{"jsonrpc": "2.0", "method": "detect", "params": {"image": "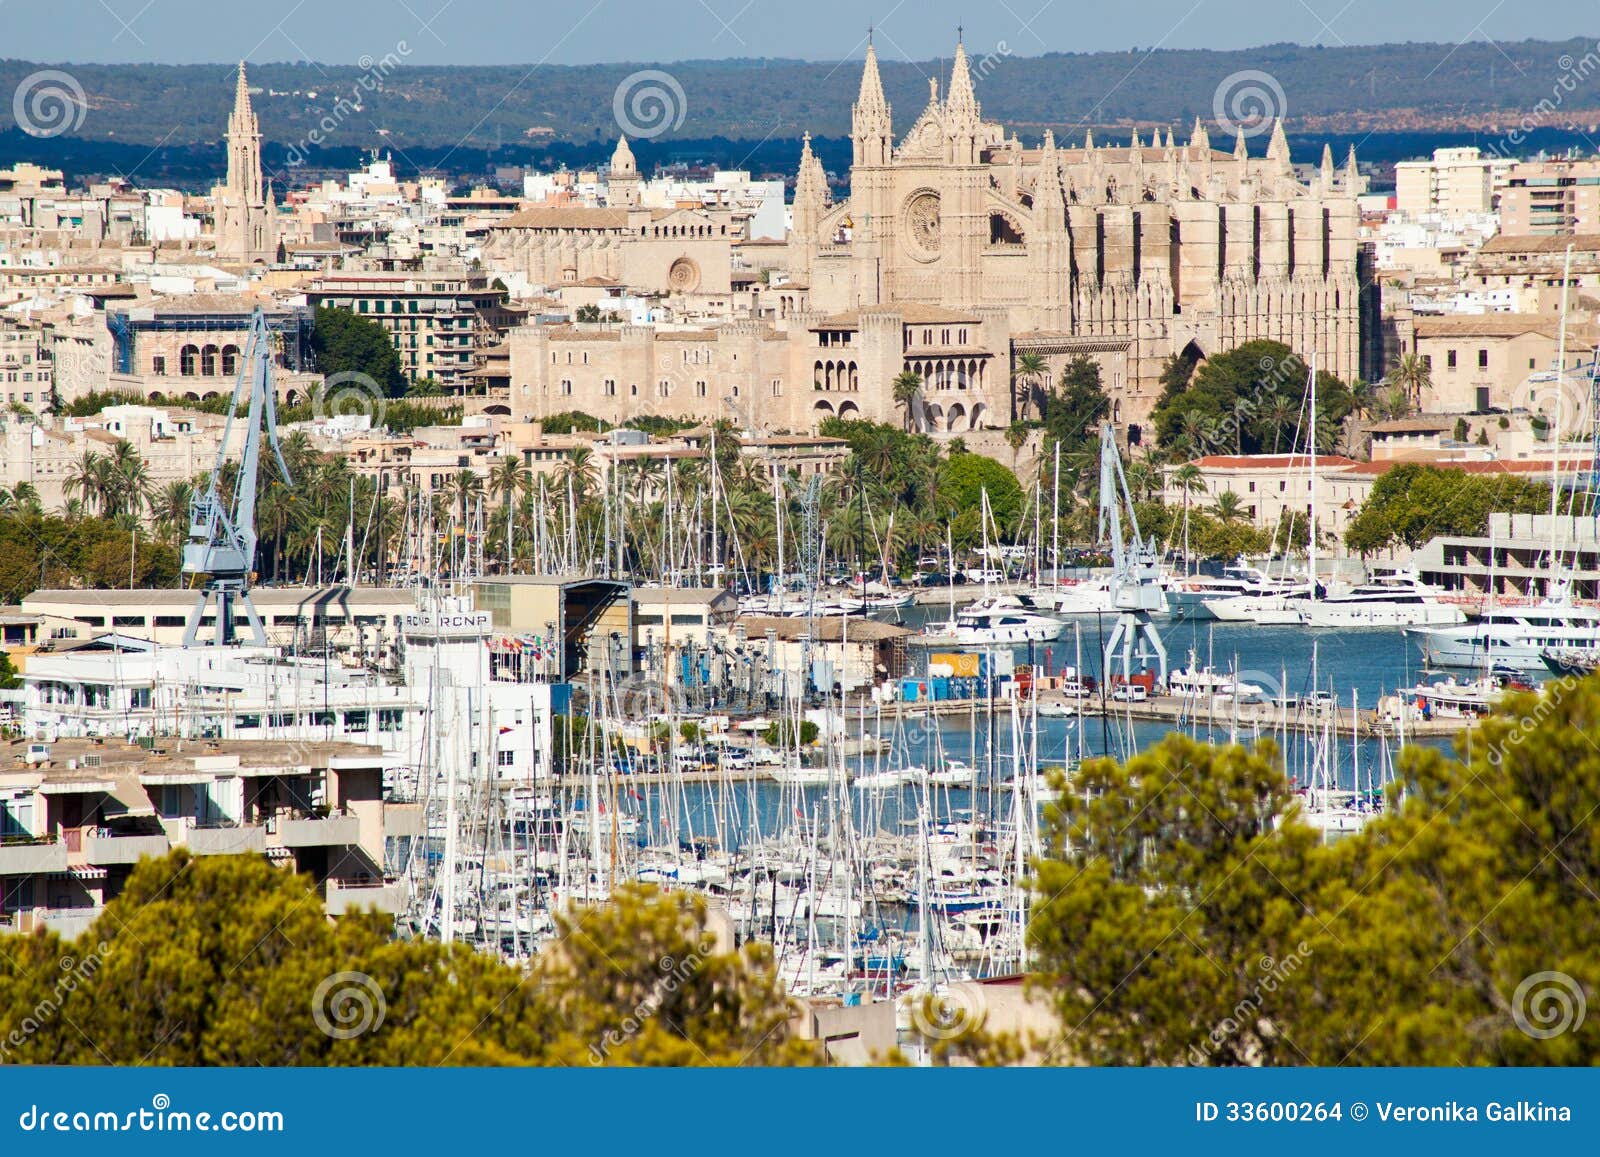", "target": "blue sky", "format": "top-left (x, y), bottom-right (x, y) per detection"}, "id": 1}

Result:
top-left (5, 0), bottom-right (1596, 65)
